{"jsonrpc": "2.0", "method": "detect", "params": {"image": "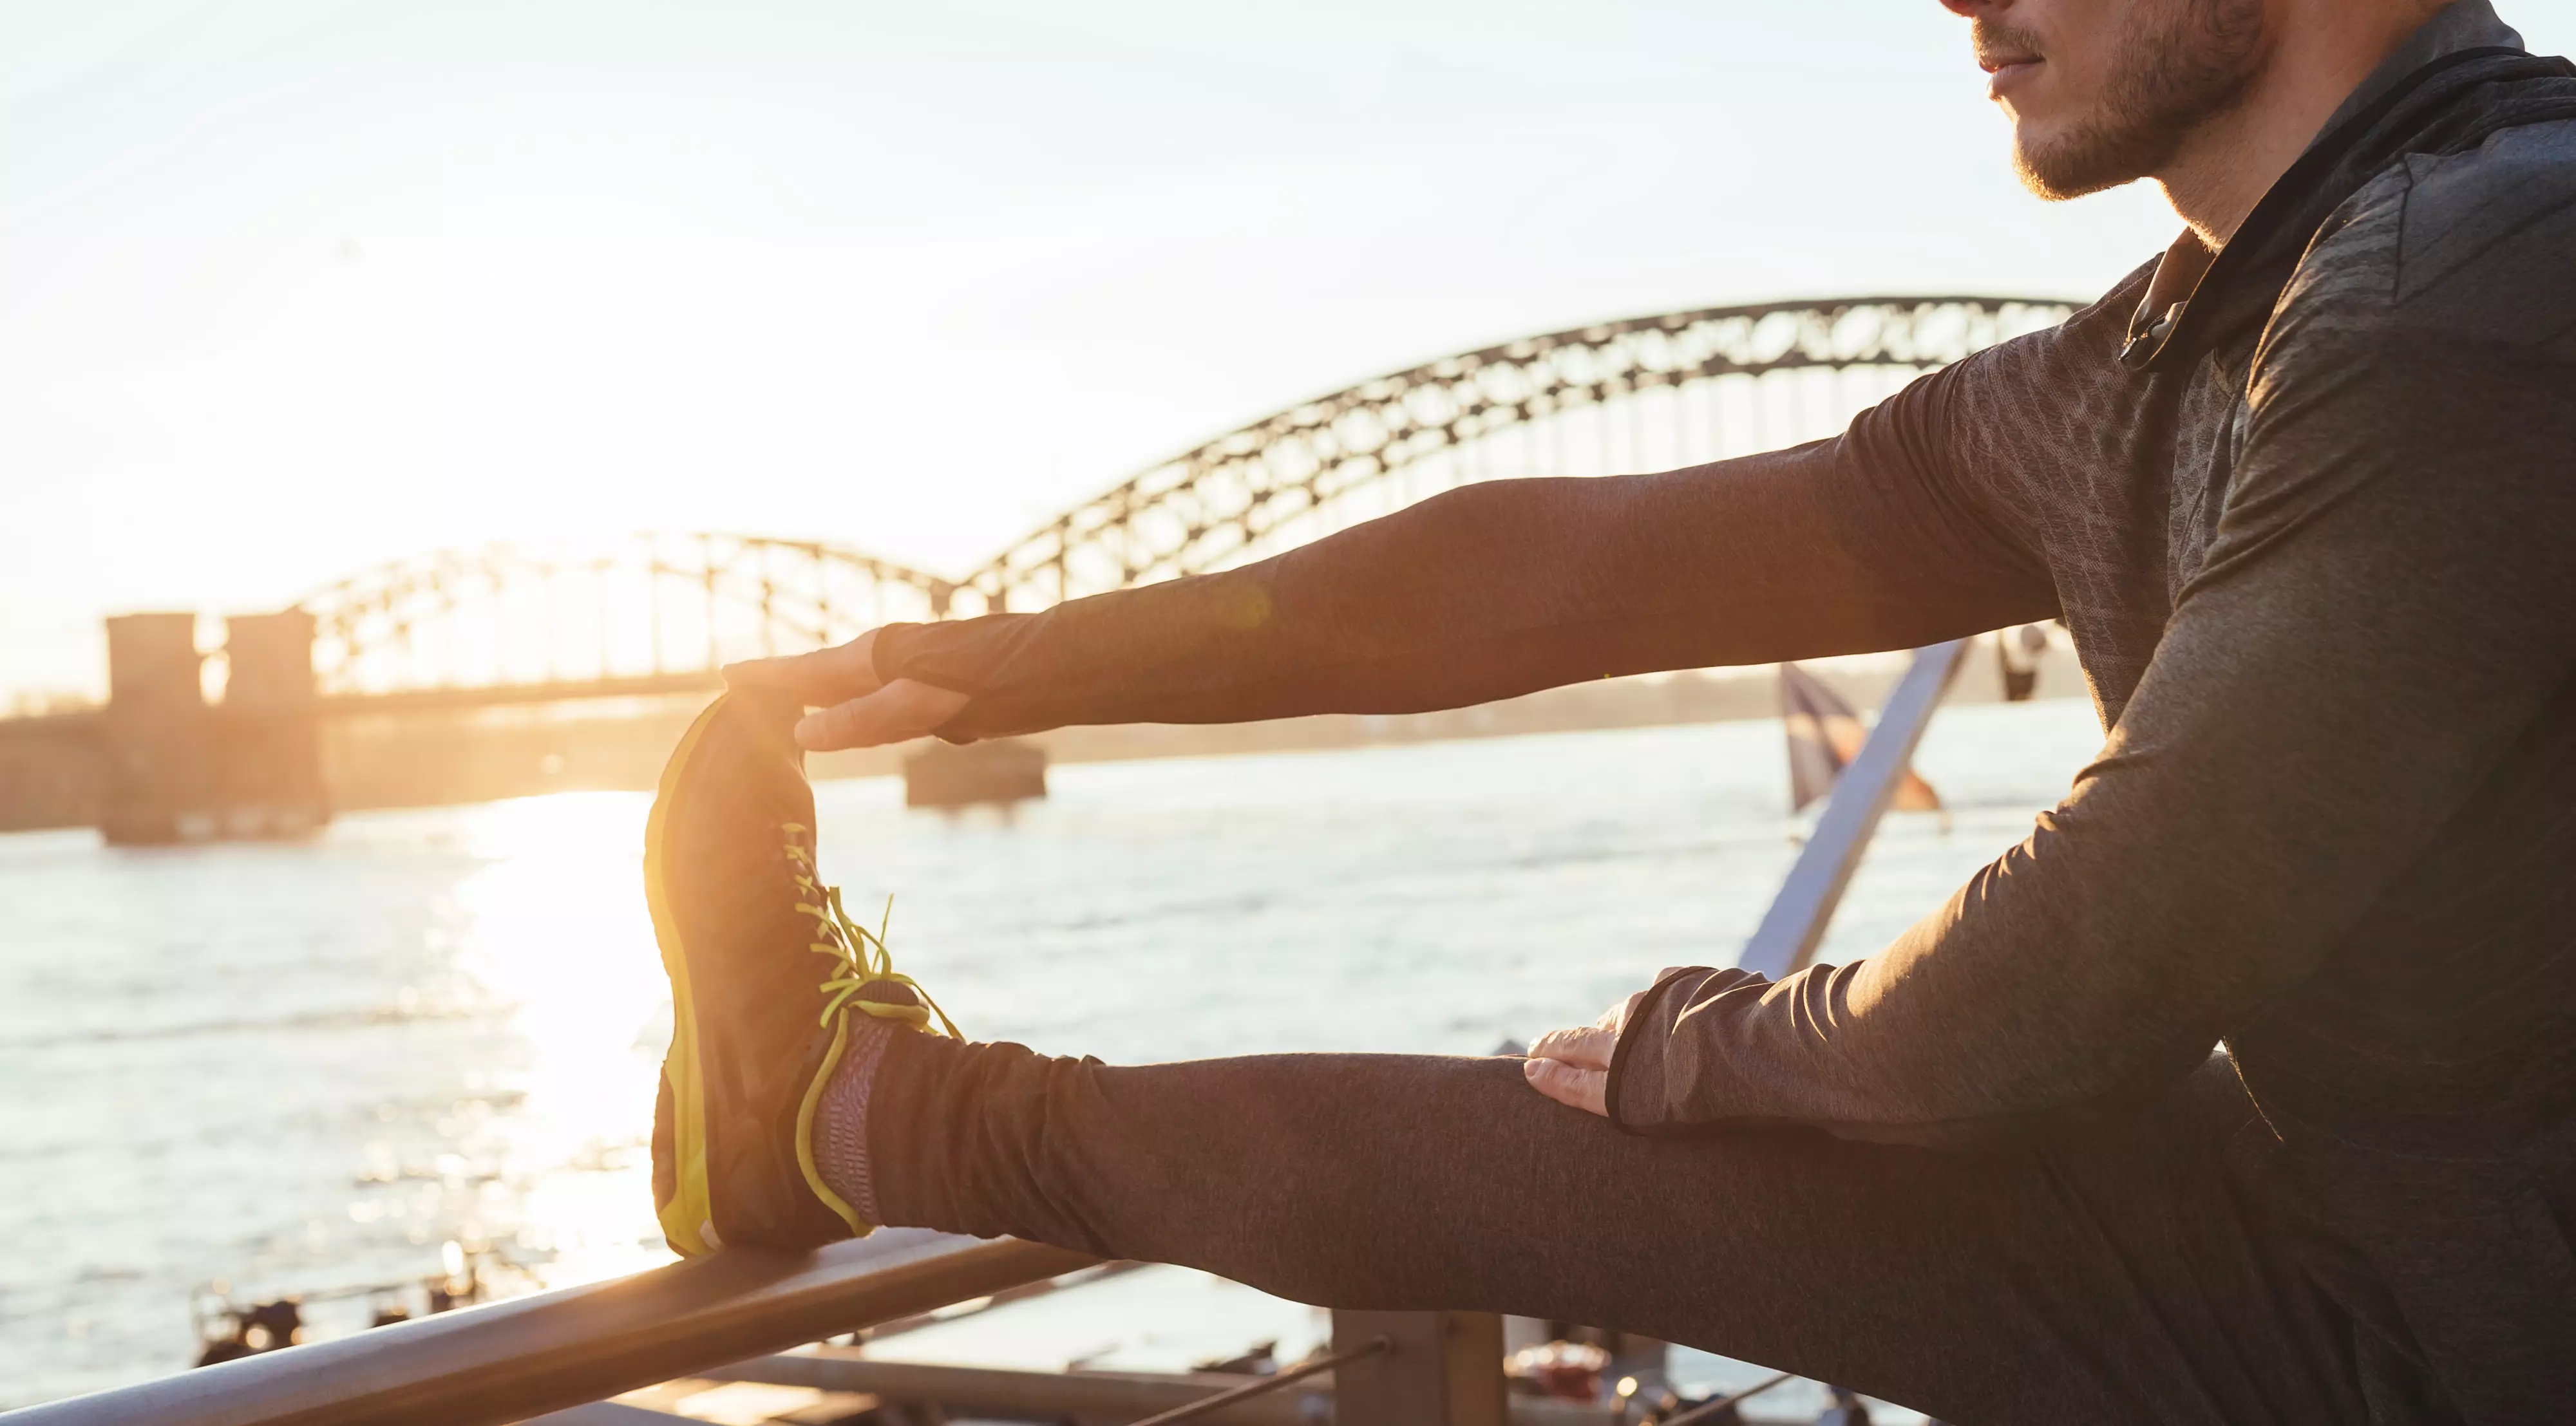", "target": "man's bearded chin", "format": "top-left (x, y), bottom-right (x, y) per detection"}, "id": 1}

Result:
top-left (1996, 0), bottom-right (2266, 201)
